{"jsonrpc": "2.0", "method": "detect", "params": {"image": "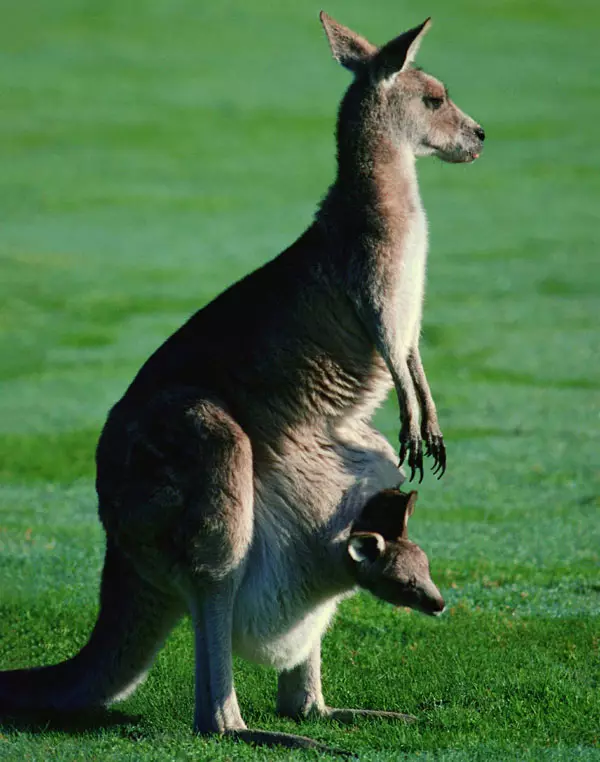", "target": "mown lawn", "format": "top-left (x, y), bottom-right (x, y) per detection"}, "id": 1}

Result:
top-left (0, 0), bottom-right (598, 759)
